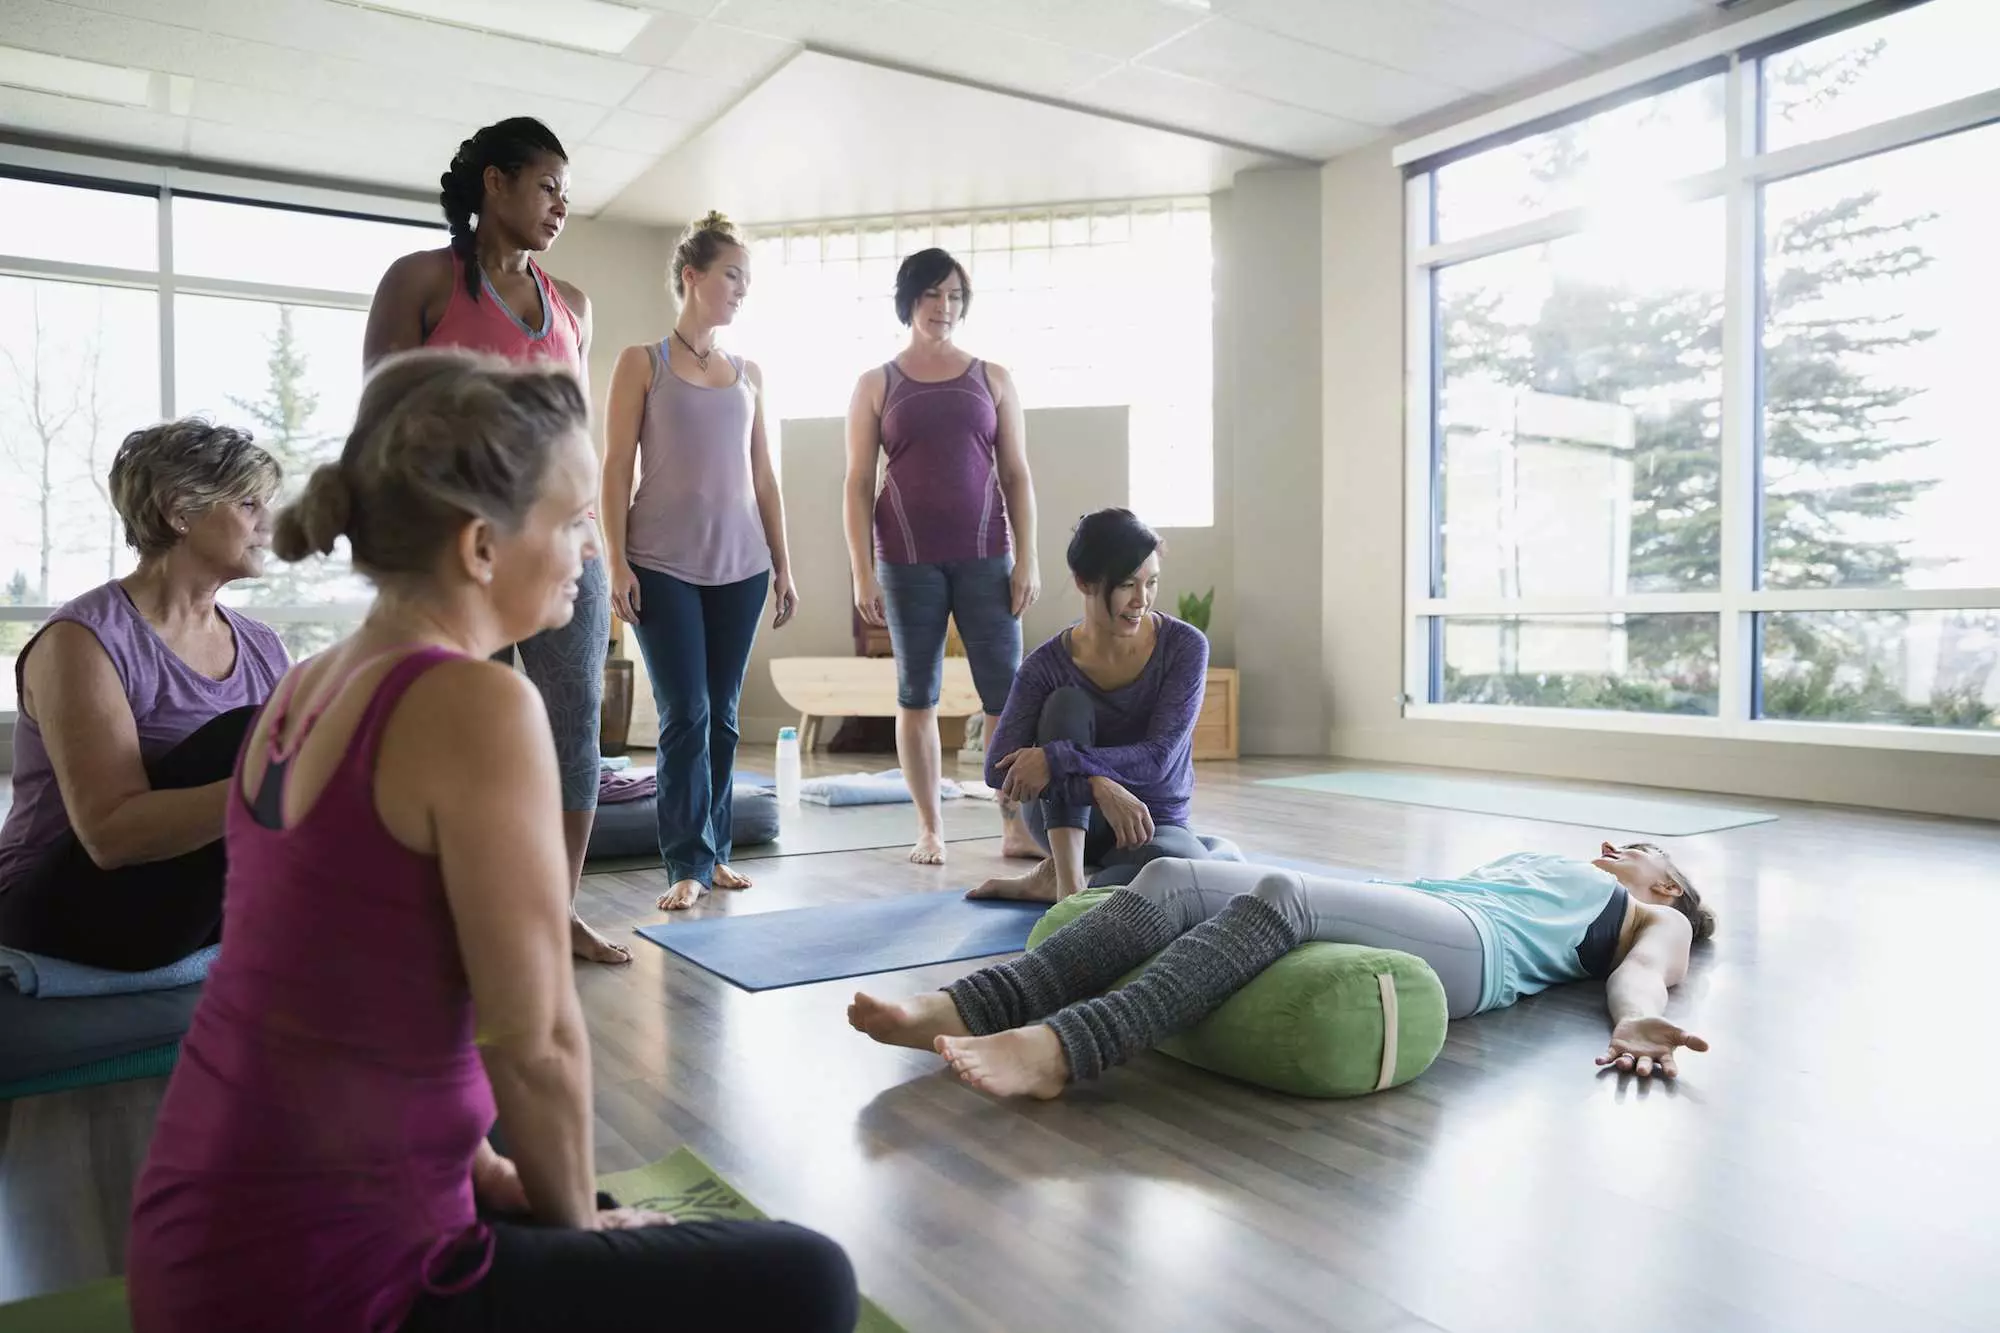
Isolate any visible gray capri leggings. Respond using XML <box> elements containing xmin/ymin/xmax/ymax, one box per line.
<box><xmin>1124</xmin><ymin>858</ymin><xmax>1488</xmax><ymax>1019</ymax></box>
<box><xmin>499</xmin><ymin>555</ymin><xmax>611</xmax><ymax>812</ymax></box>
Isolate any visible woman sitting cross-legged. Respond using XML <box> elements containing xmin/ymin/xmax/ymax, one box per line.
<box><xmin>127</xmin><ymin>350</ymin><xmax>856</xmax><ymax>1333</ymax></box>
<box><xmin>967</xmin><ymin>507</ymin><xmax>1217</xmax><ymax>904</ymax></box>
<box><xmin>854</xmin><ymin>842</ymin><xmax>1714</xmax><ymax>1099</ymax></box>
<box><xmin>0</xmin><ymin>420</ymin><xmax>289</xmax><ymax>971</ymax></box>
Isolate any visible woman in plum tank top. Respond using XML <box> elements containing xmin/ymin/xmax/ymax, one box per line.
<box><xmin>844</xmin><ymin>248</ymin><xmax>1042</xmax><ymax>866</ymax></box>
<box><xmin>127</xmin><ymin>349</ymin><xmax>857</xmax><ymax>1333</ymax></box>
<box><xmin>602</xmin><ymin>212</ymin><xmax>797</xmax><ymax>913</ymax></box>
<box><xmin>363</xmin><ymin>117</ymin><xmax>624</xmax><ymax>966</ymax></box>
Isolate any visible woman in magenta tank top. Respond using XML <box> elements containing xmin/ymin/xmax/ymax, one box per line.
<box><xmin>602</xmin><ymin>212</ymin><xmax>797</xmax><ymax>912</ymax></box>
<box><xmin>362</xmin><ymin>117</ymin><xmax>625</xmax><ymax>968</ymax></box>
<box><xmin>843</xmin><ymin>248</ymin><xmax>1043</xmax><ymax>866</ymax></box>
<box><xmin>127</xmin><ymin>350</ymin><xmax>856</xmax><ymax>1333</ymax></box>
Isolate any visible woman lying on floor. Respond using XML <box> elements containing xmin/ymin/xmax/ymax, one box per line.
<box><xmin>128</xmin><ymin>350</ymin><xmax>855</xmax><ymax>1333</ymax></box>
<box><xmin>0</xmin><ymin>421</ymin><xmax>290</xmax><ymax>972</ymax></box>
<box><xmin>854</xmin><ymin>841</ymin><xmax>1715</xmax><ymax>1098</ymax></box>
<box><xmin>967</xmin><ymin>507</ymin><xmax>1220</xmax><ymax>903</ymax></box>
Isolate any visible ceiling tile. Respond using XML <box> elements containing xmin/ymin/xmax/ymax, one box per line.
<box><xmin>187</xmin><ymin>119</ymin><xmax>439</xmax><ymax>188</ymax></box>
<box><xmin>622</xmin><ymin>0</ymin><xmax>726</xmax><ymax>15</ymax></box>
<box><xmin>617</xmin><ymin>9</ymin><xmax>703</xmax><ymax>64</ymax></box>
<box><xmin>1081</xmin><ymin>65</ymin><xmax>1379</xmax><ymax>160</ymax></box>
<box><xmin>1142</xmin><ymin>17</ymin><xmax>1466</xmax><ymax>125</ymax></box>
<box><xmin>1440</xmin><ymin>0</ymin><xmax>1712</xmax><ymax>54</ymax></box>
<box><xmin>1217</xmin><ymin>0</ymin><xmax>1579</xmax><ymax>92</ymax></box>
<box><xmin>586</xmin><ymin>108</ymin><xmax>697</xmax><ymax>156</ymax></box>
<box><xmin>623</xmin><ymin>66</ymin><xmax>751</xmax><ymax>123</ymax></box>
<box><xmin>872</xmin><ymin>3</ymin><xmax>1120</xmax><ymax>99</ymax></box>
<box><xmin>562</xmin><ymin>143</ymin><xmax>662</xmax><ymax>209</ymax></box>
<box><xmin>0</xmin><ymin>84</ymin><xmax>188</xmax><ymax>154</ymax></box>
<box><xmin>664</xmin><ymin>21</ymin><xmax>798</xmax><ymax>84</ymax></box>
<box><xmin>901</xmin><ymin>0</ymin><xmax>1210</xmax><ymax>61</ymax></box>
<box><xmin>187</xmin><ymin>80</ymin><xmax>469</xmax><ymax>155</ymax></box>
<box><xmin>706</xmin><ymin>0</ymin><xmax>892</xmax><ymax>45</ymax></box>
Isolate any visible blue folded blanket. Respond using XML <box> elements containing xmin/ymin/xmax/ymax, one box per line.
<box><xmin>0</xmin><ymin>944</ymin><xmax>219</xmax><ymax>999</ymax></box>
<box><xmin>799</xmin><ymin>769</ymin><xmax>964</xmax><ymax>807</ymax></box>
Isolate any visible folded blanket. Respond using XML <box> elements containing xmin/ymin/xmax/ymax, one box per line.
<box><xmin>600</xmin><ymin>768</ymin><xmax>656</xmax><ymax>805</ymax></box>
<box><xmin>799</xmin><ymin>769</ymin><xmax>964</xmax><ymax>807</ymax></box>
<box><xmin>0</xmin><ymin>944</ymin><xmax>220</xmax><ymax>1000</ymax></box>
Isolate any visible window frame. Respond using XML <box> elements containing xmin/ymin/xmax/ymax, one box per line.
<box><xmin>0</xmin><ymin>144</ymin><xmax>440</xmax><ymax>719</ymax></box>
<box><xmin>1399</xmin><ymin>0</ymin><xmax>2000</xmax><ymax>756</ymax></box>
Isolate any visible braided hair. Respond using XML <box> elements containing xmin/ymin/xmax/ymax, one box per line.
<box><xmin>437</xmin><ymin>117</ymin><xmax>568</xmax><ymax>299</ymax></box>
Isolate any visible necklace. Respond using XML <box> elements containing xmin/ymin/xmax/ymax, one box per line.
<box><xmin>673</xmin><ymin>328</ymin><xmax>713</xmax><ymax>371</ymax></box>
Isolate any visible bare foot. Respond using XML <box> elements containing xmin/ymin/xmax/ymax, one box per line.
<box><xmin>712</xmin><ymin>864</ymin><xmax>753</xmax><ymax>890</ymax></box>
<box><xmin>847</xmin><ymin>990</ymin><xmax>969</xmax><ymax>1049</ymax></box>
<box><xmin>656</xmin><ymin>879</ymin><xmax>704</xmax><ymax>911</ymax></box>
<box><xmin>909</xmin><ymin>830</ymin><xmax>947</xmax><ymax>865</ymax></box>
<box><xmin>966</xmin><ymin>857</ymin><xmax>1060</xmax><ymax>902</ymax></box>
<box><xmin>999</xmin><ymin>807</ymin><xmax>1044</xmax><ymax>860</ymax></box>
<box><xmin>935</xmin><ymin>1027</ymin><xmax>1069</xmax><ymax>1100</ymax></box>
<box><xmin>570</xmin><ymin>914</ymin><xmax>633</xmax><ymax>965</ymax></box>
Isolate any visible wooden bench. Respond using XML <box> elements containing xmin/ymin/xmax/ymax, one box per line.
<box><xmin>770</xmin><ymin>657</ymin><xmax>983</xmax><ymax>752</ymax></box>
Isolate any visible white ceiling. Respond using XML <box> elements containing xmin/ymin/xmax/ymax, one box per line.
<box><xmin>0</xmin><ymin>0</ymin><xmax>1725</xmax><ymax>221</ymax></box>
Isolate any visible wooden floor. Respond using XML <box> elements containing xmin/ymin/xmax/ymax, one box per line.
<box><xmin>4</xmin><ymin>753</ymin><xmax>1998</xmax><ymax>1332</ymax></box>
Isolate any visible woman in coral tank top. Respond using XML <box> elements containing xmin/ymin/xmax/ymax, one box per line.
<box><xmin>127</xmin><ymin>349</ymin><xmax>856</xmax><ymax>1333</ymax></box>
<box><xmin>363</xmin><ymin>117</ymin><xmax>626</xmax><ymax>966</ymax></box>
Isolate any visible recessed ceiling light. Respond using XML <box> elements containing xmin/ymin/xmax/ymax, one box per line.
<box><xmin>0</xmin><ymin>45</ymin><xmax>151</xmax><ymax>107</ymax></box>
<box><xmin>349</xmin><ymin>0</ymin><xmax>656</xmax><ymax>55</ymax></box>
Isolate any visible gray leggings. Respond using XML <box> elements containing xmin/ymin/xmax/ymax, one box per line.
<box><xmin>1126</xmin><ymin>859</ymin><xmax>1487</xmax><ymax>1019</ymax></box>
<box><xmin>499</xmin><ymin>555</ymin><xmax>610</xmax><ymax>812</ymax></box>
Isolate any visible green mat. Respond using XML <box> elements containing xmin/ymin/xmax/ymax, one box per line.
<box><xmin>0</xmin><ymin>1043</ymin><xmax>178</xmax><ymax>1103</ymax></box>
<box><xmin>0</xmin><ymin>1146</ymin><xmax>901</xmax><ymax>1333</ymax></box>
<box><xmin>1257</xmin><ymin>770</ymin><xmax>1775</xmax><ymax>836</ymax></box>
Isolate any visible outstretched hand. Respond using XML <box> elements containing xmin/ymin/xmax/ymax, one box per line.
<box><xmin>1597</xmin><ymin>1016</ymin><xmax>1709</xmax><ymax>1080</ymax></box>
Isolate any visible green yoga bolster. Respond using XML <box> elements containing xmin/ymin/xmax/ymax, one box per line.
<box><xmin>1026</xmin><ymin>888</ymin><xmax>1449</xmax><ymax>1098</ymax></box>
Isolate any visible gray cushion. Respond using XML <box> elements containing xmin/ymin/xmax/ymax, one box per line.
<box><xmin>0</xmin><ymin>983</ymin><xmax>202</xmax><ymax>1084</ymax></box>
<box><xmin>588</xmin><ymin>785</ymin><xmax>780</xmax><ymax>862</ymax></box>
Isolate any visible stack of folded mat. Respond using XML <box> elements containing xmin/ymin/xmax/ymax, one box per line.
<box><xmin>0</xmin><ymin>945</ymin><xmax>217</xmax><ymax>1100</ymax></box>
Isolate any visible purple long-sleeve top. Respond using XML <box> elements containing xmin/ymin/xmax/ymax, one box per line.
<box><xmin>985</xmin><ymin>614</ymin><xmax>1208</xmax><ymax>827</ymax></box>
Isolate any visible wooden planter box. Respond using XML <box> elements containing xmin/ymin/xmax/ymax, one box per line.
<box><xmin>1193</xmin><ymin>667</ymin><xmax>1239</xmax><ymax>760</ymax></box>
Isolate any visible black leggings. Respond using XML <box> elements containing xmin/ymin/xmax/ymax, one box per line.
<box><xmin>0</xmin><ymin>705</ymin><xmax>256</xmax><ymax>971</ymax></box>
<box><xmin>1026</xmin><ymin>686</ymin><xmax>1213</xmax><ymax>888</ymax></box>
<box><xmin>399</xmin><ymin>1205</ymin><xmax>859</xmax><ymax>1333</ymax></box>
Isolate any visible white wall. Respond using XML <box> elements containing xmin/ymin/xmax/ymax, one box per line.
<box><xmin>1316</xmin><ymin>143</ymin><xmax>2000</xmax><ymax>822</ymax></box>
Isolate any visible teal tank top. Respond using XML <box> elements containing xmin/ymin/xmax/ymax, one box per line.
<box><xmin>1392</xmin><ymin>854</ymin><xmax>1626</xmax><ymax>1014</ymax></box>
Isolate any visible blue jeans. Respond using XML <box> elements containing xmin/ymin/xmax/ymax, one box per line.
<box><xmin>876</xmin><ymin>554</ymin><xmax>1022</xmax><ymax>714</ymax></box>
<box><xmin>627</xmin><ymin>565</ymin><xmax>769</xmax><ymax>886</ymax></box>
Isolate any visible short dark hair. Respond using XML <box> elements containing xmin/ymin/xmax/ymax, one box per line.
<box><xmin>1067</xmin><ymin>508</ymin><xmax>1161</xmax><ymax>616</ymax></box>
<box><xmin>438</xmin><ymin>117</ymin><xmax>568</xmax><ymax>298</ymax></box>
<box><xmin>893</xmin><ymin>248</ymin><xmax>972</xmax><ymax>326</ymax></box>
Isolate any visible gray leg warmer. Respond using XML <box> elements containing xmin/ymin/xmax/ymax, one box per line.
<box><xmin>944</xmin><ymin>890</ymin><xmax>1181</xmax><ymax>1036</ymax></box>
<box><xmin>1044</xmin><ymin>892</ymin><xmax>1301</xmax><ymax>1082</ymax></box>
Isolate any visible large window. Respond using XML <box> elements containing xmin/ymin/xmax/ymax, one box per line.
<box><xmin>1405</xmin><ymin>0</ymin><xmax>2000</xmax><ymax>749</ymax></box>
<box><xmin>729</xmin><ymin>199</ymin><xmax>1215</xmax><ymax>528</ymax></box>
<box><xmin>0</xmin><ymin>169</ymin><xmax>441</xmax><ymax>710</ymax></box>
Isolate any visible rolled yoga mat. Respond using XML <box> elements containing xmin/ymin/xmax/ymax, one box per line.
<box><xmin>0</xmin><ymin>1147</ymin><xmax>903</xmax><ymax>1333</ymax></box>
<box><xmin>636</xmin><ymin>890</ymin><xmax>1045</xmax><ymax>991</ymax></box>
<box><xmin>1256</xmin><ymin>770</ymin><xmax>1775</xmax><ymax>837</ymax></box>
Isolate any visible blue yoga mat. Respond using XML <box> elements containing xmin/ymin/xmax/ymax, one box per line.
<box><xmin>635</xmin><ymin>891</ymin><xmax>1047</xmax><ymax>991</ymax></box>
<box><xmin>1256</xmin><ymin>771</ymin><xmax>1775</xmax><ymax>836</ymax></box>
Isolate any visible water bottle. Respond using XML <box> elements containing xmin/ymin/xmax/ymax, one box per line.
<box><xmin>774</xmin><ymin>726</ymin><xmax>802</xmax><ymax>806</ymax></box>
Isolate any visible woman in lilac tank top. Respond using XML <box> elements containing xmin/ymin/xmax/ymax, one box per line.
<box><xmin>602</xmin><ymin>212</ymin><xmax>797</xmax><ymax>912</ymax></box>
<box><xmin>364</xmin><ymin>116</ymin><xmax>625</xmax><ymax>968</ymax></box>
<box><xmin>844</xmin><ymin>248</ymin><xmax>1042</xmax><ymax>865</ymax></box>
<box><xmin>0</xmin><ymin>420</ymin><xmax>289</xmax><ymax>972</ymax></box>
<box><xmin>128</xmin><ymin>349</ymin><xmax>856</xmax><ymax>1333</ymax></box>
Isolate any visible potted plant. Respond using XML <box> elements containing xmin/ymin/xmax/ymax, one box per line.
<box><xmin>1176</xmin><ymin>587</ymin><xmax>1237</xmax><ymax>760</ymax></box>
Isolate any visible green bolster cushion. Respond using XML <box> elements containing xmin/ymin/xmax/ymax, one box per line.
<box><xmin>1026</xmin><ymin>889</ymin><xmax>1449</xmax><ymax>1098</ymax></box>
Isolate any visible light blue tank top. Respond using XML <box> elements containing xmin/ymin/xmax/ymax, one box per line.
<box><xmin>1395</xmin><ymin>854</ymin><xmax>1624</xmax><ymax>1013</ymax></box>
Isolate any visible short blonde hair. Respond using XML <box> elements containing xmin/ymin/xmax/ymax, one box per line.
<box><xmin>108</xmin><ymin>419</ymin><xmax>281</xmax><ymax>556</ymax></box>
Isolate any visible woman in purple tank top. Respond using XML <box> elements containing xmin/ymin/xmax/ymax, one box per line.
<box><xmin>0</xmin><ymin>420</ymin><xmax>290</xmax><ymax>972</ymax></box>
<box><xmin>127</xmin><ymin>349</ymin><xmax>856</xmax><ymax>1333</ymax></box>
<box><xmin>602</xmin><ymin>212</ymin><xmax>797</xmax><ymax>913</ymax></box>
<box><xmin>843</xmin><ymin>248</ymin><xmax>1043</xmax><ymax>865</ymax></box>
